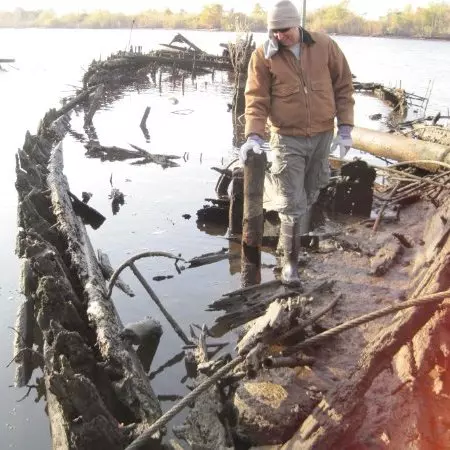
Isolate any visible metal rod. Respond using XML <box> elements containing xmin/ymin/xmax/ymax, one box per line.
<box><xmin>106</xmin><ymin>251</ymin><xmax>183</xmax><ymax>299</ymax></box>
<box><xmin>128</xmin><ymin>262</ymin><xmax>191</xmax><ymax>345</ymax></box>
<box><xmin>301</xmin><ymin>0</ymin><xmax>306</xmax><ymax>27</ymax></box>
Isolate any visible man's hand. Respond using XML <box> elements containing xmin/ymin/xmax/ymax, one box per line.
<box><xmin>239</xmin><ymin>134</ymin><xmax>265</xmax><ymax>164</ymax></box>
<box><xmin>331</xmin><ymin>125</ymin><xmax>353</xmax><ymax>158</ymax></box>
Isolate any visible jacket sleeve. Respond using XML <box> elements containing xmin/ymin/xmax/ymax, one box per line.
<box><xmin>328</xmin><ymin>39</ymin><xmax>354</xmax><ymax>127</ymax></box>
<box><xmin>244</xmin><ymin>48</ymin><xmax>271</xmax><ymax>138</ymax></box>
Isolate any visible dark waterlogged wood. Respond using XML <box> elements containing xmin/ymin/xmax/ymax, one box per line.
<box><xmin>84</xmin><ymin>84</ymin><xmax>105</xmax><ymax>125</ymax></box>
<box><xmin>229</xmin><ymin>167</ymin><xmax>244</xmax><ymax>234</ymax></box>
<box><xmin>176</xmin><ymin>327</ymin><xmax>232</xmax><ymax>449</ymax></box>
<box><xmin>15</xmin><ymin>116</ymin><xmax>162</xmax><ymax>448</ymax></box>
<box><xmin>241</xmin><ymin>152</ymin><xmax>266</xmax><ymax>287</ymax></box>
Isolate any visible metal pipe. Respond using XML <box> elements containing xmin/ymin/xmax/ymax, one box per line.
<box><xmin>301</xmin><ymin>0</ymin><xmax>306</xmax><ymax>27</ymax></box>
<box><xmin>128</xmin><ymin>262</ymin><xmax>192</xmax><ymax>345</ymax></box>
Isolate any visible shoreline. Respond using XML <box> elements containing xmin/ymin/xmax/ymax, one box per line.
<box><xmin>0</xmin><ymin>26</ymin><xmax>449</xmax><ymax>42</ymax></box>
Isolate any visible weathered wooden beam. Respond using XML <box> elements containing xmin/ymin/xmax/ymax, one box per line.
<box><xmin>352</xmin><ymin>126</ymin><xmax>450</xmax><ymax>168</ymax></box>
<box><xmin>84</xmin><ymin>84</ymin><xmax>105</xmax><ymax>125</ymax></box>
<box><xmin>241</xmin><ymin>152</ymin><xmax>266</xmax><ymax>287</ymax></box>
<box><xmin>229</xmin><ymin>167</ymin><xmax>243</xmax><ymax>234</ymax></box>
<box><xmin>14</xmin><ymin>132</ymin><xmax>163</xmax><ymax>448</ymax></box>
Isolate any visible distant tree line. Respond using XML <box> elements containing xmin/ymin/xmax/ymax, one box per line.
<box><xmin>1</xmin><ymin>1</ymin><xmax>449</xmax><ymax>39</ymax></box>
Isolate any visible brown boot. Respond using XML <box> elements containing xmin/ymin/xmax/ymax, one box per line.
<box><xmin>280</xmin><ymin>221</ymin><xmax>302</xmax><ymax>288</ymax></box>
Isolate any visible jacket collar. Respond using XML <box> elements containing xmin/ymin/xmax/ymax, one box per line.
<box><xmin>263</xmin><ymin>27</ymin><xmax>315</xmax><ymax>59</ymax></box>
<box><xmin>302</xmin><ymin>28</ymin><xmax>315</xmax><ymax>45</ymax></box>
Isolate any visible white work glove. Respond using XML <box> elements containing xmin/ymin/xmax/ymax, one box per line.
<box><xmin>239</xmin><ymin>134</ymin><xmax>265</xmax><ymax>164</ymax></box>
<box><xmin>331</xmin><ymin>125</ymin><xmax>353</xmax><ymax>158</ymax></box>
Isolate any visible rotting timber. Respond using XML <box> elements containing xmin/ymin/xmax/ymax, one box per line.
<box><xmin>12</xmin><ymin>33</ymin><xmax>450</xmax><ymax>450</ymax></box>
<box><xmin>14</xmin><ymin>108</ymin><xmax>162</xmax><ymax>447</ymax></box>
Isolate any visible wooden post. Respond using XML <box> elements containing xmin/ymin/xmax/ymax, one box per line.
<box><xmin>84</xmin><ymin>84</ymin><xmax>104</xmax><ymax>125</ymax></box>
<box><xmin>140</xmin><ymin>106</ymin><xmax>151</xmax><ymax>129</ymax></box>
<box><xmin>229</xmin><ymin>167</ymin><xmax>243</xmax><ymax>235</ymax></box>
<box><xmin>241</xmin><ymin>152</ymin><xmax>266</xmax><ymax>287</ymax></box>
<box><xmin>181</xmin><ymin>74</ymin><xmax>185</xmax><ymax>96</ymax></box>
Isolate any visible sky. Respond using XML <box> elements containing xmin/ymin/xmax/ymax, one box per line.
<box><xmin>0</xmin><ymin>0</ymin><xmax>441</xmax><ymax>19</ymax></box>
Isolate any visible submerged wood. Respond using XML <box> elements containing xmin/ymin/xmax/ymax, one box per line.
<box><xmin>177</xmin><ymin>327</ymin><xmax>232</xmax><ymax>449</ymax></box>
<box><xmin>188</xmin><ymin>248</ymin><xmax>229</xmax><ymax>268</ymax></box>
<box><xmin>84</xmin><ymin>84</ymin><xmax>105</xmax><ymax>125</ymax></box>
<box><xmin>15</xmin><ymin>113</ymin><xmax>162</xmax><ymax>448</ymax></box>
<box><xmin>84</xmin><ymin>142</ymin><xmax>180</xmax><ymax>168</ymax></box>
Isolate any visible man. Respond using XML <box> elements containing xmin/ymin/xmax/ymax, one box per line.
<box><xmin>240</xmin><ymin>0</ymin><xmax>354</xmax><ymax>288</ymax></box>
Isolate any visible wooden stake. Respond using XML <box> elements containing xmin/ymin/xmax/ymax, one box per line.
<box><xmin>140</xmin><ymin>106</ymin><xmax>151</xmax><ymax>129</ymax></box>
<box><xmin>241</xmin><ymin>152</ymin><xmax>266</xmax><ymax>287</ymax></box>
<box><xmin>84</xmin><ymin>84</ymin><xmax>104</xmax><ymax>125</ymax></box>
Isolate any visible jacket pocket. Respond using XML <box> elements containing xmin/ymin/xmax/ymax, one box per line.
<box><xmin>272</xmin><ymin>84</ymin><xmax>300</xmax><ymax>97</ymax></box>
<box><xmin>310</xmin><ymin>80</ymin><xmax>335</xmax><ymax>118</ymax></box>
<box><xmin>270</xmin><ymin>85</ymin><xmax>302</xmax><ymax>128</ymax></box>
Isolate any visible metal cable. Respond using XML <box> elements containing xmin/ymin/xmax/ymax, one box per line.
<box><xmin>289</xmin><ymin>289</ymin><xmax>450</xmax><ymax>353</ymax></box>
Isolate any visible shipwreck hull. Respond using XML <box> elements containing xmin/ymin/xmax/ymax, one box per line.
<box><xmin>15</xmin><ymin>115</ymin><xmax>161</xmax><ymax>448</ymax></box>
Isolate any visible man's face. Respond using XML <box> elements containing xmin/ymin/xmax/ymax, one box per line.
<box><xmin>272</xmin><ymin>27</ymin><xmax>300</xmax><ymax>46</ymax></box>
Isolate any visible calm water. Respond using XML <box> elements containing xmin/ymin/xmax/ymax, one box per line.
<box><xmin>1</xmin><ymin>29</ymin><xmax>449</xmax><ymax>449</ymax></box>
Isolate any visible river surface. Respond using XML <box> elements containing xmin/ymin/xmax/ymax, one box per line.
<box><xmin>1</xmin><ymin>29</ymin><xmax>449</xmax><ymax>449</ymax></box>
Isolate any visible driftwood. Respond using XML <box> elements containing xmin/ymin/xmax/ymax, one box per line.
<box><xmin>15</xmin><ymin>114</ymin><xmax>162</xmax><ymax>448</ymax></box>
<box><xmin>208</xmin><ymin>280</ymin><xmax>335</xmax><ymax>337</ymax></box>
<box><xmin>369</xmin><ymin>239</ymin><xmax>404</xmax><ymax>276</ymax></box>
<box><xmin>85</xmin><ymin>142</ymin><xmax>149</xmax><ymax>161</ymax></box>
<box><xmin>84</xmin><ymin>142</ymin><xmax>181</xmax><ymax>168</ymax></box>
<box><xmin>187</xmin><ymin>247</ymin><xmax>229</xmax><ymax>268</ymax></box>
<box><xmin>352</xmin><ymin>126</ymin><xmax>450</xmax><ymax>168</ymax></box>
<box><xmin>237</xmin><ymin>296</ymin><xmax>312</xmax><ymax>356</ymax></box>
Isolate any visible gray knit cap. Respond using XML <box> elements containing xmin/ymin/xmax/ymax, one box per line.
<box><xmin>267</xmin><ymin>0</ymin><xmax>301</xmax><ymax>30</ymax></box>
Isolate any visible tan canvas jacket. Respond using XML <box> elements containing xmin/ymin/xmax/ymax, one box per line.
<box><xmin>244</xmin><ymin>29</ymin><xmax>354</xmax><ymax>138</ymax></box>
